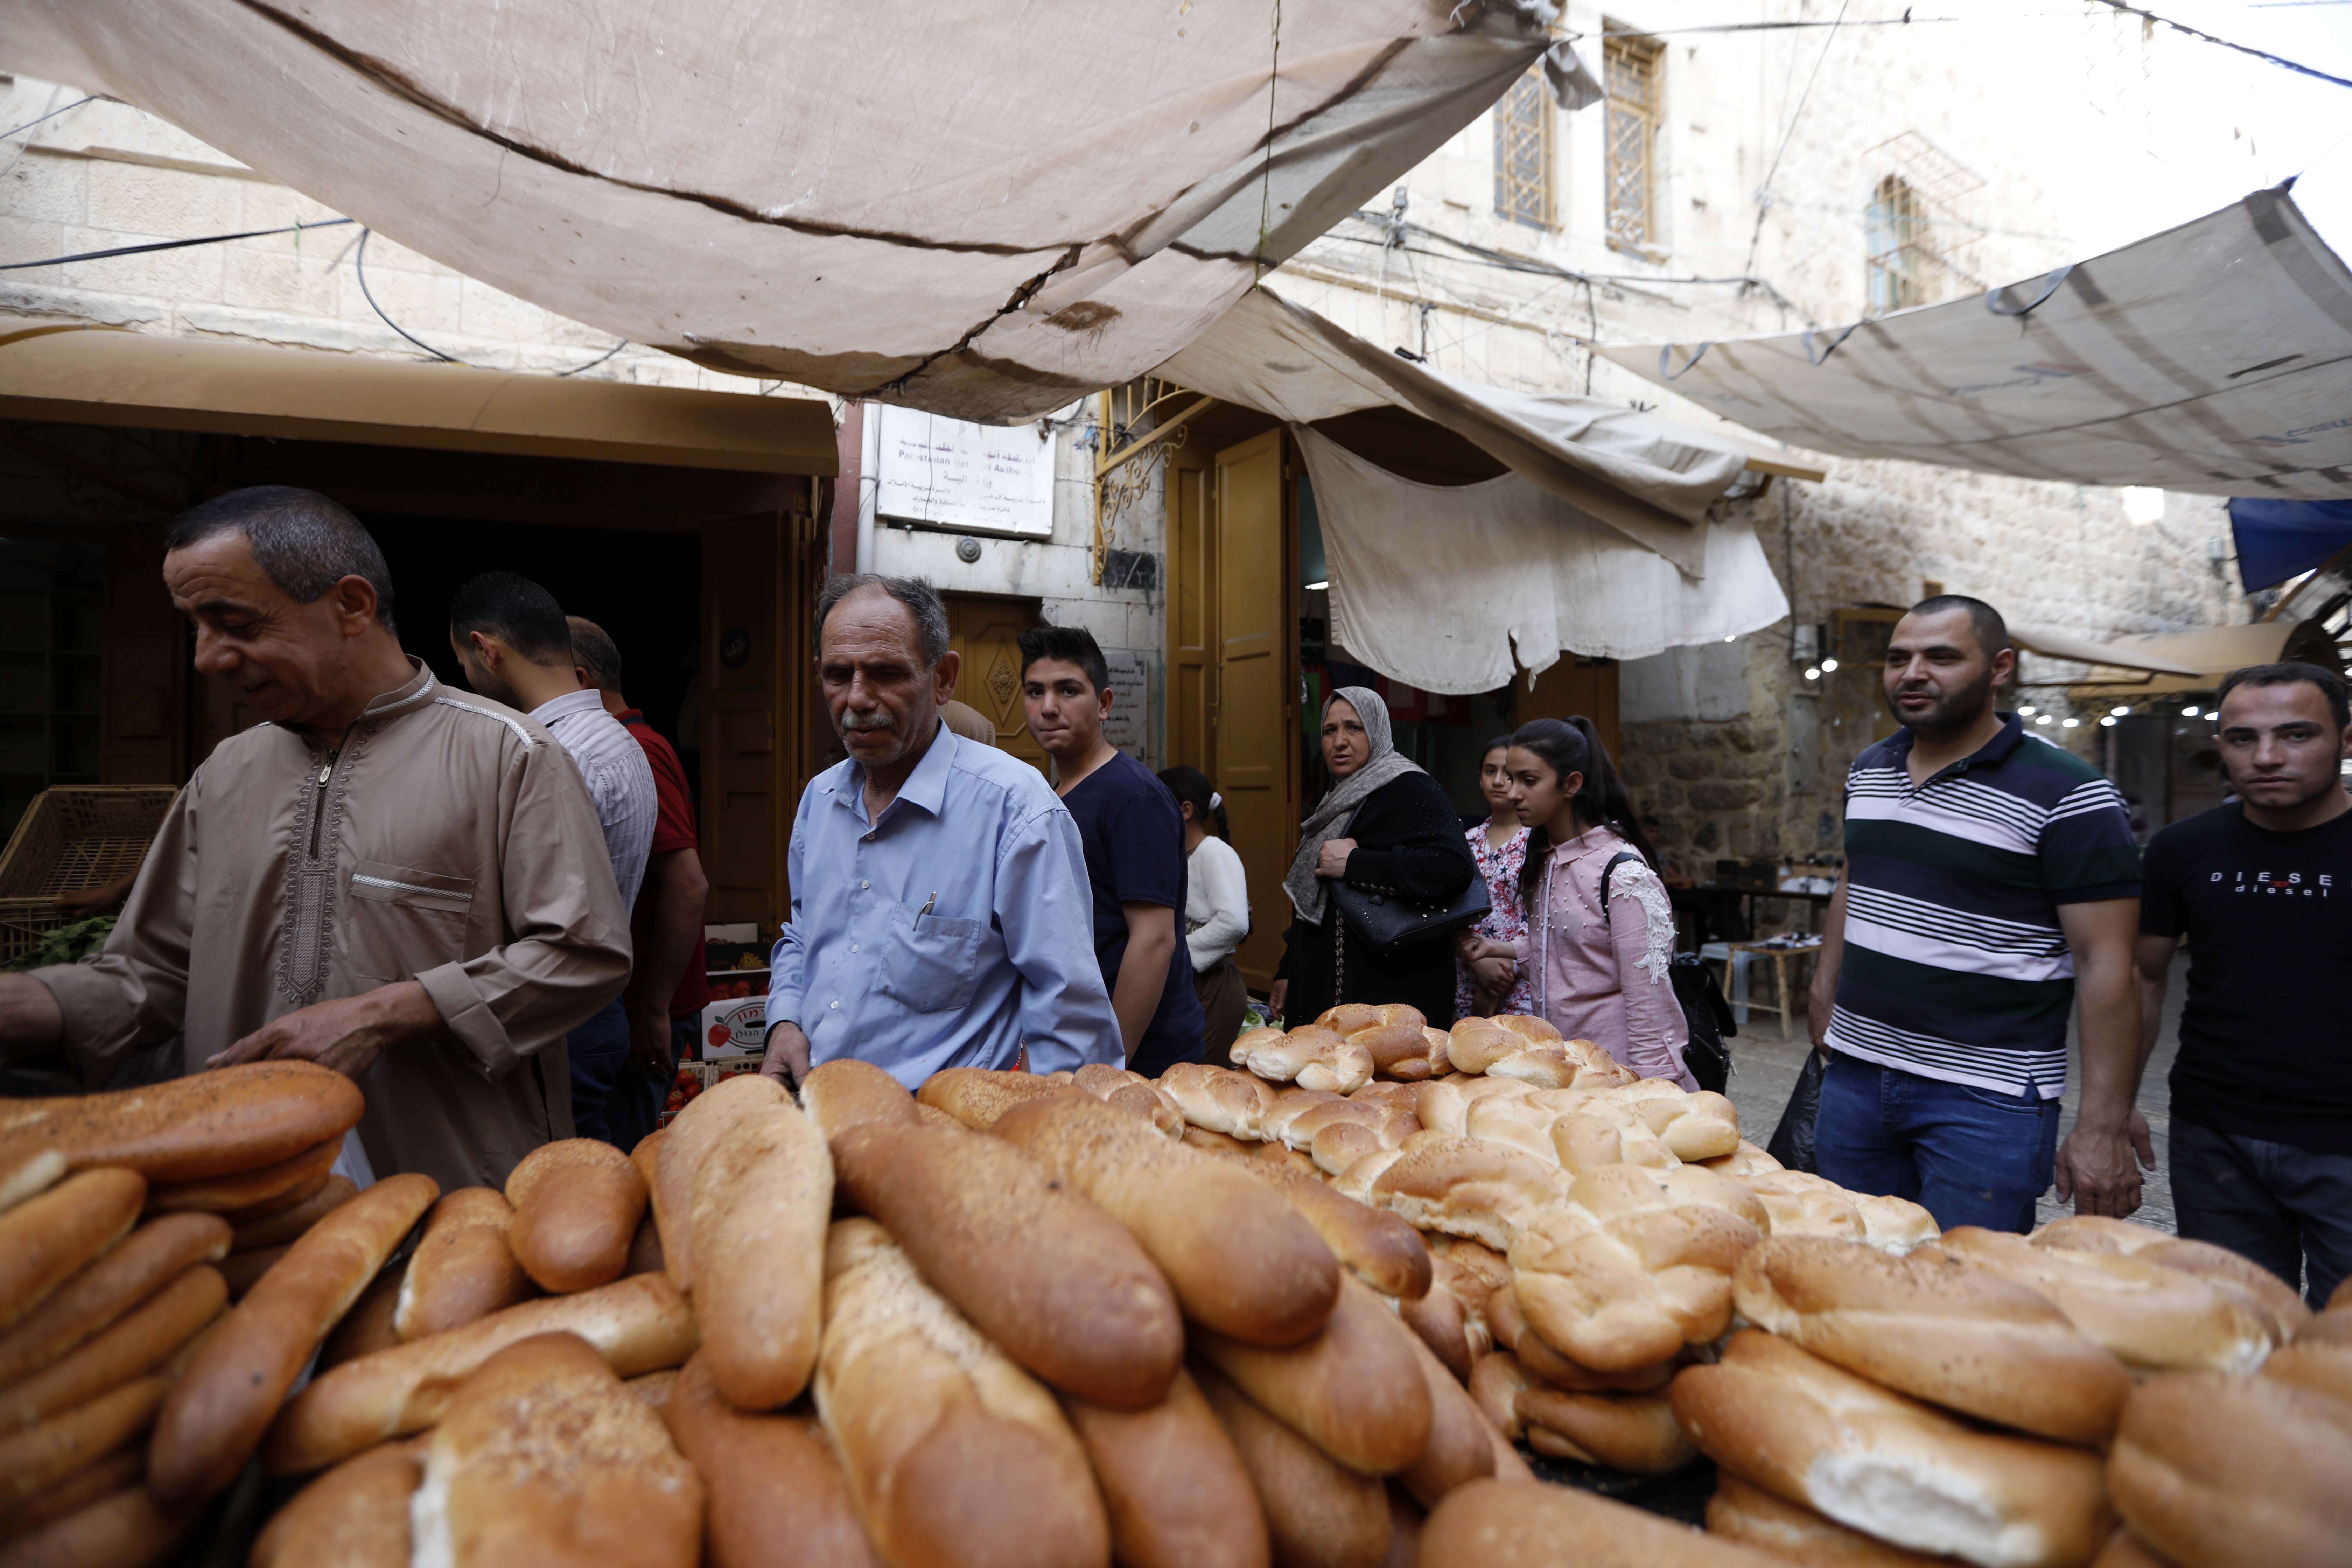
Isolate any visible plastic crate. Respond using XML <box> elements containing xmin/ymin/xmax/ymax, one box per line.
<box><xmin>0</xmin><ymin>786</ymin><xmax>177</xmax><ymax>967</ymax></box>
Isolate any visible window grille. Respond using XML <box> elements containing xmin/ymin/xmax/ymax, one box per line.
<box><xmin>1492</xmin><ymin>68</ymin><xmax>1554</xmax><ymax>230</ymax></box>
<box><xmin>1866</xmin><ymin>175</ymin><xmax>1931</xmax><ymax>313</ymax></box>
<box><xmin>1603</xmin><ymin>31</ymin><xmax>1661</xmax><ymax>252</ymax></box>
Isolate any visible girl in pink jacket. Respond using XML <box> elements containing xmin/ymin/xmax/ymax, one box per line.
<box><xmin>1502</xmin><ymin>717</ymin><xmax>1696</xmax><ymax>1090</ymax></box>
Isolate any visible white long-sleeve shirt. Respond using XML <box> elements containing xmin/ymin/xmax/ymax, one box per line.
<box><xmin>1183</xmin><ymin>834</ymin><xmax>1250</xmax><ymax>971</ymax></box>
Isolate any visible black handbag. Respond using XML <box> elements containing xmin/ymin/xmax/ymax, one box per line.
<box><xmin>1600</xmin><ymin>851</ymin><xmax>1735</xmax><ymax>1094</ymax></box>
<box><xmin>1324</xmin><ymin>810</ymin><xmax>1491</xmax><ymax>956</ymax></box>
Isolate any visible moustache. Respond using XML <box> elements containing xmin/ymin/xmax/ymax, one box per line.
<box><xmin>840</xmin><ymin>711</ymin><xmax>898</xmax><ymax>734</ymax></box>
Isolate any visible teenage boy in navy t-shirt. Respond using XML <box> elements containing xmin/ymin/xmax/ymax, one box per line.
<box><xmin>1019</xmin><ymin>624</ymin><xmax>1204</xmax><ymax>1077</ymax></box>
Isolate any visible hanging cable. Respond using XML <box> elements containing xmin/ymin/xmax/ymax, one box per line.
<box><xmin>2084</xmin><ymin>0</ymin><xmax>2352</xmax><ymax>88</ymax></box>
<box><xmin>354</xmin><ymin>228</ymin><xmax>469</xmax><ymax>365</ymax></box>
<box><xmin>0</xmin><ymin>93</ymin><xmax>97</xmax><ymax>144</ymax></box>
<box><xmin>1744</xmin><ymin>0</ymin><xmax>1853</xmax><ymax>282</ymax></box>
<box><xmin>0</xmin><ymin>217</ymin><xmax>356</xmax><ymax>272</ymax></box>
<box><xmin>1253</xmin><ymin>0</ymin><xmax>1285</xmax><ymax>282</ymax></box>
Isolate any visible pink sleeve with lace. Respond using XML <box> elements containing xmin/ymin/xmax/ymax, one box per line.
<box><xmin>1604</xmin><ymin>858</ymin><xmax>1697</xmax><ymax>1090</ymax></box>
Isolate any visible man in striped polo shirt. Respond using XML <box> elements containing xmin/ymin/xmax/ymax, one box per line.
<box><xmin>1807</xmin><ymin>596</ymin><xmax>2147</xmax><ymax>1231</ymax></box>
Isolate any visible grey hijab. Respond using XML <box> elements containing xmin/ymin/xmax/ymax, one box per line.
<box><xmin>1284</xmin><ymin>685</ymin><xmax>1425</xmax><ymax>925</ymax></box>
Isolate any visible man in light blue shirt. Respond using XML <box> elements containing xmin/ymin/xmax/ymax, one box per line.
<box><xmin>761</xmin><ymin>575</ymin><xmax>1119</xmax><ymax>1089</ymax></box>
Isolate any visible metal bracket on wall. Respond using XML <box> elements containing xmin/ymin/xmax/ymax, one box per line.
<box><xmin>1092</xmin><ymin>380</ymin><xmax>1214</xmax><ymax>585</ymax></box>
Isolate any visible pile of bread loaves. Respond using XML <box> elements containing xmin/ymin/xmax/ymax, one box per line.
<box><xmin>1</xmin><ymin>1011</ymin><xmax>2346</xmax><ymax>1568</ymax></box>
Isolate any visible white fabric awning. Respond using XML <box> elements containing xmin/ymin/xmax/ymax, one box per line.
<box><xmin>1598</xmin><ymin>188</ymin><xmax>2352</xmax><ymax>500</ymax></box>
<box><xmin>4</xmin><ymin>0</ymin><xmax>1580</xmax><ymax>423</ymax></box>
<box><xmin>1161</xmin><ymin>286</ymin><xmax>1752</xmax><ymax>573</ymax></box>
<box><xmin>1298</xmin><ymin>427</ymin><xmax>1789</xmax><ymax>693</ymax></box>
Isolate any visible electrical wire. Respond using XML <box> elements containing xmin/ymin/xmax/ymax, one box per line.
<box><xmin>0</xmin><ymin>93</ymin><xmax>96</xmax><ymax>143</ymax></box>
<box><xmin>2083</xmin><ymin>0</ymin><xmax>2352</xmax><ymax>87</ymax></box>
<box><xmin>353</xmin><ymin>228</ymin><xmax>468</xmax><ymax>364</ymax></box>
<box><xmin>1745</xmin><ymin>0</ymin><xmax>1854</xmax><ymax>281</ymax></box>
<box><xmin>0</xmin><ymin>218</ymin><xmax>356</xmax><ymax>272</ymax></box>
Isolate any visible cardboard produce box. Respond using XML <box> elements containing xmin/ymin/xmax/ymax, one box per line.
<box><xmin>699</xmin><ymin>994</ymin><xmax>768</xmax><ymax>1060</ymax></box>
<box><xmin>659</xmin><ymin>1057</ymin><xmax>765</xmax><ymax>1127</ymax></box>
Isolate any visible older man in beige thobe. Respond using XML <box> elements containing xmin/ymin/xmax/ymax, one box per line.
<box><xmin>0</xmin><ymin>487</ymin><xmax>629</xmax><ymax>1191</ymax></box>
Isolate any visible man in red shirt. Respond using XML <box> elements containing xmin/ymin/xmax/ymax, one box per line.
<box><xmin>570</xmin><ymin>617</ymin><xmax>711</xmax><ymax>1150</ymax></box>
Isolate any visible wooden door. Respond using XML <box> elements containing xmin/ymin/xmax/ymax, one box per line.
<box><xmin>701</xmin><ymin>506</ymin><xmax>820</xmax><ymax>931</ymax></box>
<box><xmin>943</xmin><ymin>594</ymin><xmax>1047</xmax><ymax>775</ymax></box>
<box><xmin>1165</xmin><ymin>446</ymin><xmax>1215</xmax><ymax>774</ymax></box>
<box><xmin>1213</xmin><ymin>430</ymin><xmax>1296</xmax><ymax>989</ymax></box>
<box><xmin>1517</xmin><ymin>657</ymin><xmax>1621</xmax><ymax>760</ymax></box>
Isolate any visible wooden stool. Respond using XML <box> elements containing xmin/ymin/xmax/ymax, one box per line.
<box><xmin>1715</xmin><ymin>942</ymin><xmax>1819</xmax><ymax>1040</ymax></box>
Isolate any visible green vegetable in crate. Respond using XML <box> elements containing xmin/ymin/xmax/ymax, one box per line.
<box><xmin>3</xmin><ymin>915</ymin><xmax>118</xmax><ymax>972</ymax></box>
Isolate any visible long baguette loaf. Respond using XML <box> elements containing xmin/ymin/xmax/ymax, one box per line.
<box><xmin>0</xmin><ymin>1213</ymin><xmax>229</xmax><ymax>1386</ymax></box>
<box><xmin>410</xmin><ymin>1331</ymin><xmax>702</xmax><ymax>1568</ymax></box>
<box><xmin>0</xmin><ymin>1483</ymin><xmax>191</xmax><ymax>1568</ymax></box>
<box><xmin>1193</xmin><ymin>1359</ymin><xmax>1390</xmax><ymax>1568</ymax></box>
<box><xmin>0</xmin><ymin>1168</ymin><xmax>146</xmax><ymax>1333</ymax></box>
<box><xmin>814</xmin><ymin>1217</ymin><xmax>1109</xmax><ymax>1568</ymax></box>
<box><xmin>1516</xmin><ymin>1387</ymin><xmax>1694</xmax><ymax>1474</ymax></box>
<box><xmin>684</xmin><ymin>1077</ymin><xmax>832</xmax><ymax>1410</ymax></box>
<box><xmin>799</xmin><ymin>1059</ymin><xmax>919</xmax><ymax>1142</ymax></box>
<box><xmin>660</xmin><ymin>1351</ymin><xmax>878</xmax><ymax>1568</ymax></box>
<box><xmin>145</xmin><ymin>1135</ymin><xmax>340</xmax><ymax>1216</ymax></box>
<box><xmin>0</xmin><ymin>1265</ymin><xmax>223</xmax><ymax>1431</ymax></box>
<box><xmin>0</xmin><ymin>1377</ymin><xmax>167</xmax><ymax>1508</ymax></box>
<box><xmin>228</xmin><ymin>1175</ymin><xmax>357</xmax><ymax>1252</ymax></box>
<box><xmin>2029</xmin><ymin>1217</ymin><xmax>2313</xmax><ymax>1340</ymax></box>
<box><xmin>0</xmin><ymin>1062</ymin><xmax>363</xmax><ymax>1182</ymax></box>
<box><xmin>0</xmin><ymin>1147</ymin><xmax>65</xmax><ymax>1214</ymax></box>
<box><xmin>1931</xmin><ymin>1227</ymin><xmax>2272</xmax><ymax>1376</ymax></box>
<box><xmin>914</xmin><ymin>1066</ymin><xmax>1068</xmax><ymax>1130</ymax></box>
<box><xmin>1061</xmin><ymin>1369</ymin><xmax>1269</xmax><ymax>1568</ymax></box>
<box><xmin>505</xmin><ymin>1139</ymin><xmax>649</xmax><ymax>1294</ymax></box>
<box><xmin>992</xmin><ymin>1091</ymin><xmax>1340</xmax><ymax>1348</ymax></box>
<box><xmin>2262</xmin><ymin>1337</ymin><xmax>2352</xmax><ymax>1403</ymax></box>
<box><xmin>1421</xmin><ymin>1476</ymin><xmax>1785</xmax><ymax>1568</ymax></box>
<box><xmin>318</xmin><ymin>1266</ymin><xmax>404</xmax><ymax>1371</ymax></box>
<box><xmin>149</xmin><ymin>1170</ymin><xmax>437</xmax><ymax>1504</ymax></box>
<box><xmin>248</xmin><ymin>1438</ymin><xmax>421</xmax><ymax>1568</ymax></box>
<box><xmin>0</xmin><ymin>1444</ymin><xmax>144</xmax><ymax>1541</ymax></box>
<box><xmin>2108</xmin><ymin>1369</ymin><xmax>2352</xmax><ymax>1568</ymax></box>
<box><xmin>1669</xmin><ymin>1330</ymin><xmax>2113</xmax><ymax>1568</ymax></box>
<box><xmin>1468</xmin><ymin>1351</ymin><xmax>1534</xmax><ymax>1443</ymax></box>
<box><xmin>1396</xmin><ymin>1326</ymin><xmax>1498</xmax><ymax>1506</ymax></box>
<box><xmin>1248</xmin><ymin>1160</ymin><xmax>1432</xmax><ymax>1302</ymax></box>
<box><xmin>1706</xmin><ymin>1471</ymin><xmax>1961</xmax><ymax>1568</ymax></box>
<box><xmin>220</xmin><ymin>1244</ymin><xmax>289</xmax><ymax>1300</ymax></box>
<box><xmin>653</xmin><ymin>1071</ymin><xmax>796</xmax><ymax>1294</ymax></box>
<box><xmin>831</xmin><ymin>1120</ymin><xmax>1182</xmax><ymax>1408</ymax></box>
<box><xmin>264</xmin><ymin>1269</ymin><xmax>697</xmax><ymax>1474</ymax></box>
<box><xmin>1732</xmin><ymin>1234</ymin><xmax>2133</xmax><ymax>1445</ymax></box>
<box><xmin>1194</xmin><ymin>1274</ymin><xmax>1433</xmax><ymax>1476</ymax></box>
<box><xmin>394</xmin><ymin>1187</ymin><xmax>532</xmax><ymax>1341</ymax></box>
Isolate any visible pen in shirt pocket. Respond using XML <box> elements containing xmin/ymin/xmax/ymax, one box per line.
<box><xmin>918</xmin><ymin>891</ymin><xmax>938</xmax><ymax>919</ymax></box>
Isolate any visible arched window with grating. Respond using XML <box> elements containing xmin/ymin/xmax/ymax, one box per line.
<box><xmin>1866</xmin><ymin>174</ymin><xmax>1932</xmax><ymax>314</ymax></box>
<box><xmin>1492</xmin><ymin>66</ymin><xmax>1554</xmax><ymax>230</ymax></box>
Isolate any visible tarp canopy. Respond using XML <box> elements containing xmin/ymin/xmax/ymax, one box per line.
<box><xmin>1599</xmin><ymin>188</ymin><xmax>2352</xmax><ymax>500</ymax></box>
<box><xmin>2228</xmin><ymin>498</ymin><xmax>2352</xmax><ymax>592</ymax></box>
<box><xmin>2052</xmin><ymin>619</ymin><xmax>2344</xmax><ymax>703</ymax></box>
<box><xmin>2</xmin><ymin>0</ymin><xmax>1586</xmax><ymax>423</ymax></box>
<box><xmin>1160</xmin><ymin>286</ymin><xmax>1751</xmax><ymax>574</ymax></box>
<box><xmin>1297</xmin><ymin>426</ymin><xmax>1788</xmax><ymax>692</ymax></box>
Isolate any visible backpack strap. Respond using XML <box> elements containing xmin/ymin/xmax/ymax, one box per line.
<box><xmin>1597</xmin><ymin>850</ymin><xmax>1643</xmax><ymax>924</ymax></box>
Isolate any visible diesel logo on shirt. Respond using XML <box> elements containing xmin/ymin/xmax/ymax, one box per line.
<box><xmin>2208</xmin><ymin>870</ymin><xmax>2334</xmax><ymax>896</ymax></box>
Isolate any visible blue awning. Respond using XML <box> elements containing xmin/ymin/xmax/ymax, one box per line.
<box><xmin>2229</xmin><ymin>498</ymin><xmax>2352</xmax><ymax>592</ymax></box>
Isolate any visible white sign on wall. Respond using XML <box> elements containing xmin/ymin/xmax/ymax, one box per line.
<box><xmin>874</xmin><ymin>404</ymin><xmax>1056</xmax><ymax>539</ymax></box>
<box><xmin>1101</xmin><ymin>650</ymin><xmax>1150</xmax><ymax>758</ymax></box>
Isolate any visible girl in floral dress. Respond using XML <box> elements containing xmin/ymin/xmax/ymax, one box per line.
<box><xmin>1454</xmin><ymin>736</ymin><xmax>1536</xmax><ymax>1019</ymax></box>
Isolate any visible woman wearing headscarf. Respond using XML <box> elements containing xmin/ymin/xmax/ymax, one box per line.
<box><xmin>1268</xmin><ymin>687</ymin><xmax>1477</xmax><ymax>1028</ymax></box>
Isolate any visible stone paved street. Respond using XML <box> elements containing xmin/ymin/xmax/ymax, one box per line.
<box><xmin>1717</xmin><ymin>953</ymin><xmax>2185</xmax><ymax>1234</ymax></box>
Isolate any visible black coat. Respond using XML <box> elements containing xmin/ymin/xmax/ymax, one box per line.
<box><xmin>1275</xmin><ymin>770</ymin><xmax>1477</xmax><ymax>1029</ymax></box>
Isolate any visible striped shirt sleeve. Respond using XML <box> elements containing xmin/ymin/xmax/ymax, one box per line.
<box><xmin>2038</xmin><ymin>777</ymin><xmax>2141</xmax><ymax>903</ymax></box>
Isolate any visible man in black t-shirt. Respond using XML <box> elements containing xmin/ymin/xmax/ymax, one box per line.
<box><xmin>2137</xmin><ymin>661</ymin><xmax>2352</xmax><ymax>1306</ymax></box>
<box><xmin>1019</xmin><ymin>625</ymin><xmax>1205</xmax><ymax>1077</ymax></box>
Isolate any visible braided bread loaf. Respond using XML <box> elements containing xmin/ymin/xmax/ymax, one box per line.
<box><xmin>1313</xmin><ymin>1004</ymin><xmax>1445</xmax><ymax>1082</ymax></box>
<box><xmin>1507</xmin><ymin>1163</ymin><xmax>1767</xmax><ymax>1373</ymax></box>
<box><xmin>1445</xmin><ymin>1016</ymin><xmax>1638</xmax><ymax>1091</ymax></box>
<box><xmin>1230</xmin><ymin>1026</ymin><xmax>1376</xmax><ymax>1096</ymax></box>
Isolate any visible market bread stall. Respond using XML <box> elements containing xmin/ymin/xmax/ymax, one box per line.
<box><xmin>0</xmin><ymin>1024</ymin><xmax>2346</xmax><ymax>1567</ymax></box>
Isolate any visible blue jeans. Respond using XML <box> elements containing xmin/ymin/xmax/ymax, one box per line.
<box><xmin>1814</xmin><ymin>1053</ymin><xmax>2061</xmax><ymax>1233</ymax></box>
<box><xmin>566</xmin><ymin>996</ymin><xmax>632</xmax><ymax>1146</ymax></box>
<box><xmin>2170</xmin><ymin>1118</ymin><xmax>2352</xmax><ymax>1309</ymax></box>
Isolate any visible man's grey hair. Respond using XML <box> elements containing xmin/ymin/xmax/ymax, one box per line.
<box><xmin>163</xmin><ymin>486</ymin><xmax>397</xmax><ymax>631</ymax></box>
<box><xmin>568</xmin><ymin>615</ymin><xmax>624</xmax><ymax>691</ymax></box>
<box><xmin>814</xmin><ymin>574</ymin><xmax>951</xmax><ymax>668</ymax></box>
